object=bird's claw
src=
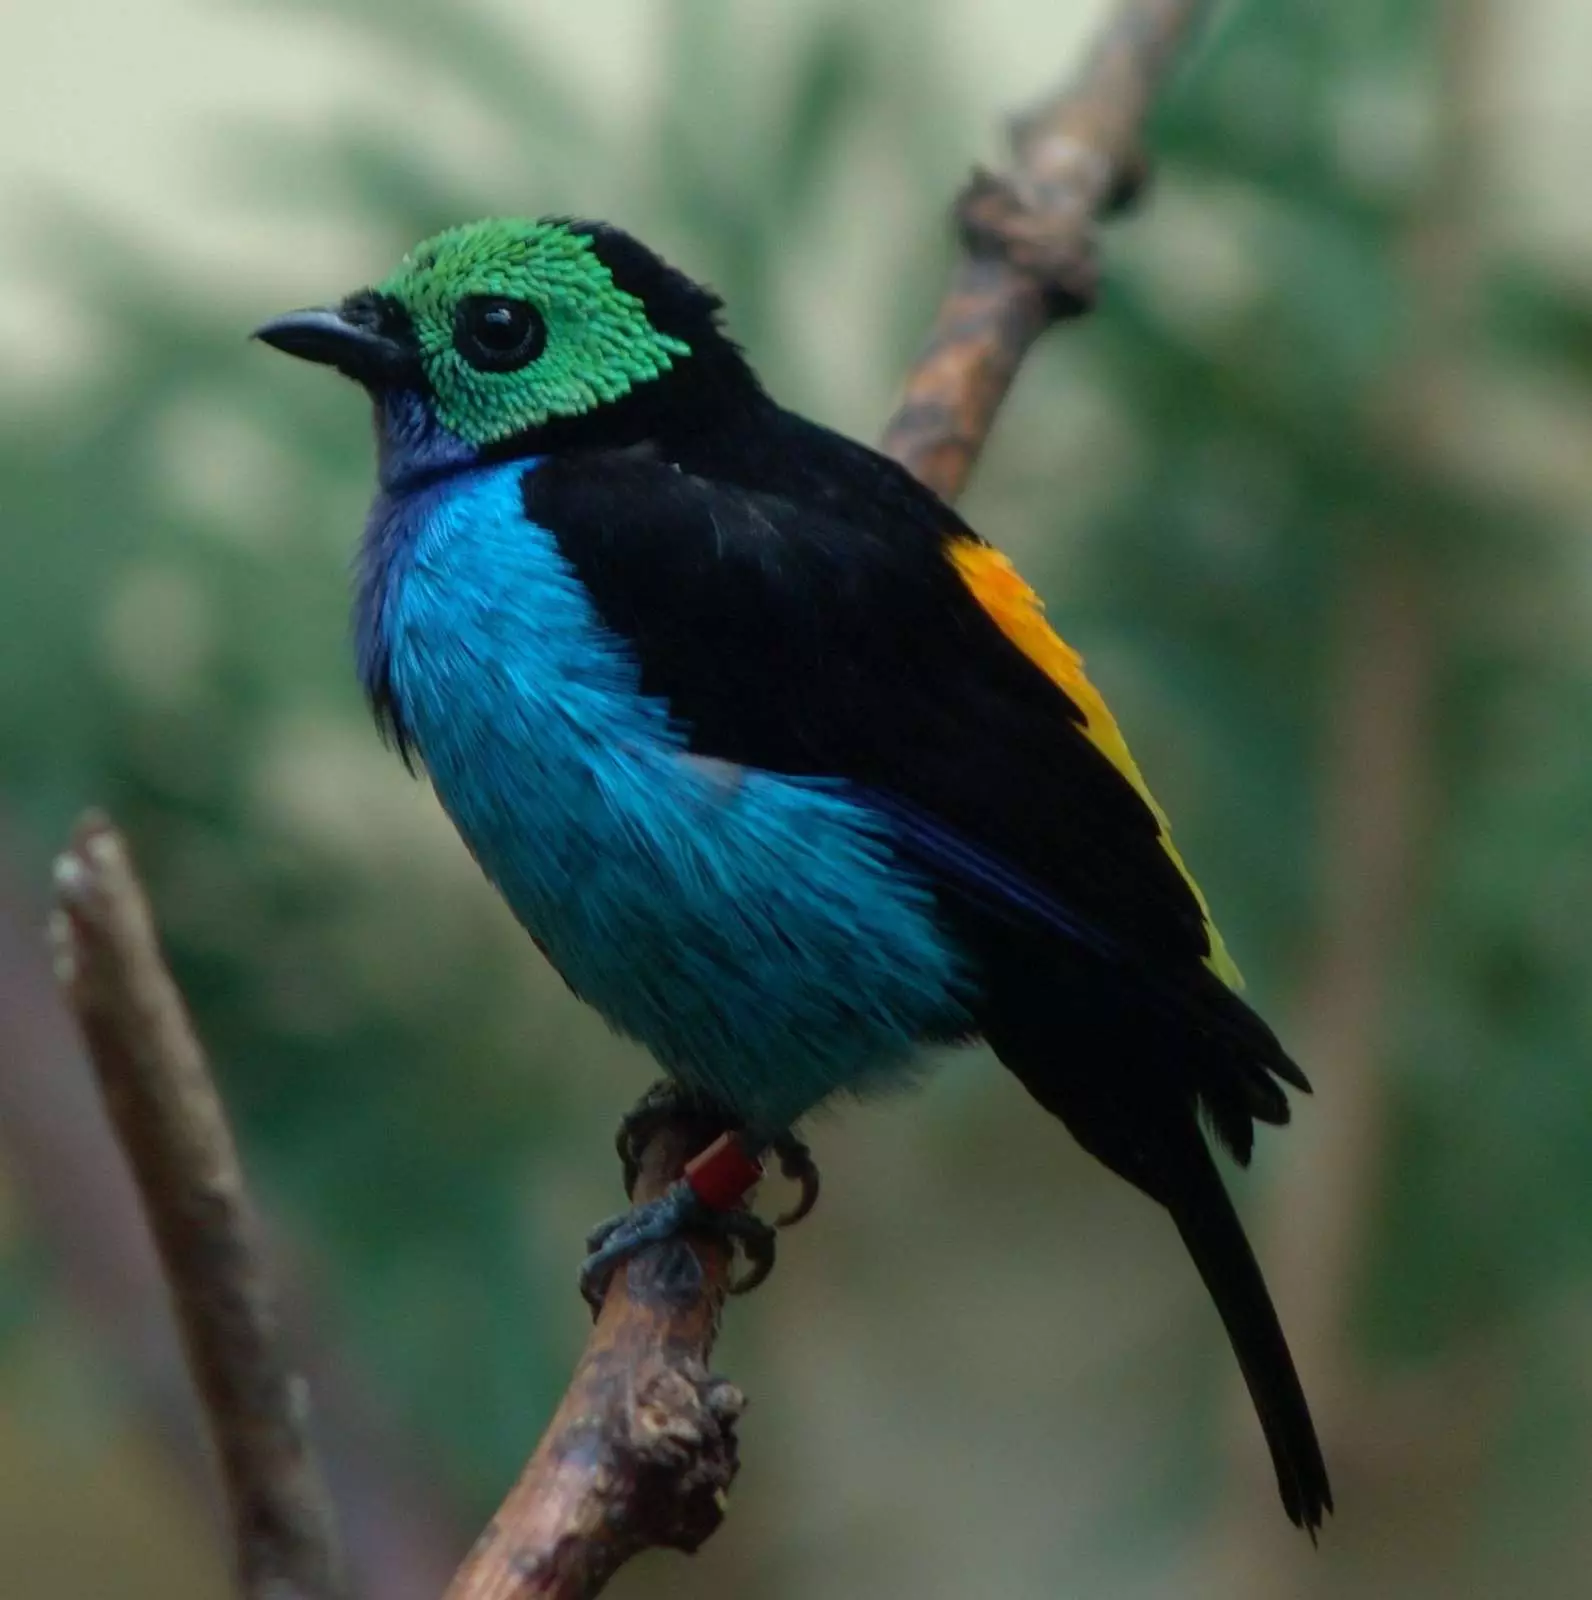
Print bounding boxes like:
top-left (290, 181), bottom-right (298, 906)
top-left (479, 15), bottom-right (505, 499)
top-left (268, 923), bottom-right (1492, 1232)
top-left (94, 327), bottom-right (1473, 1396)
top-left (719, 1207), bottom-right (778, 1295)
top-left (769, 1130), bottom-right (820, 1228)
top-left (579, 1180), bottom-right (777, 1312)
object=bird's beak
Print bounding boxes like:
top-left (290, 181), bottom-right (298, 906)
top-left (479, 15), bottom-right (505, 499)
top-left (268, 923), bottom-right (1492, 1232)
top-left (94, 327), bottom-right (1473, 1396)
top-left (252, 306), bottom-right (416, 387)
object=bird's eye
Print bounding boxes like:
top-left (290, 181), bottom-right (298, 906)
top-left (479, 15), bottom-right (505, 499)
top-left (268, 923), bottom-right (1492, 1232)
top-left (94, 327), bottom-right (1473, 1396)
top-left (454, 296), bottom-right (547, 372)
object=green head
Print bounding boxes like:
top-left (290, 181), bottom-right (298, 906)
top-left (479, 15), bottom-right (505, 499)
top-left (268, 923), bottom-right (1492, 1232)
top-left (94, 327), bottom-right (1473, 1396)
top-left (256, 217), bottom-right (757, 466)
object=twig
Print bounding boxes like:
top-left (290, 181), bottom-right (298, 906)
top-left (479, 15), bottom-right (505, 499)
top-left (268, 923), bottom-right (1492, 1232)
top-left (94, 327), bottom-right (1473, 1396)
top-left (0, 827), bottom-right (468, 1600)
top-left (455, 3), bottom-right (1218, 1596)
top-left (48, 814), bottom-right (345, 1600)
top-left (443, 1116), bottom-right (743, 1600)
top-left (881, 0), bottom-right (1212, 501)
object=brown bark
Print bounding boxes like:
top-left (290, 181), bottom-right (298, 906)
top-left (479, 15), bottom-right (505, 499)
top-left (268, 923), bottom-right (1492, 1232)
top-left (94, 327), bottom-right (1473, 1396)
top-left (880, 0), bottom-right (1211, 500)
top-left (442, 1120), bottom-right (742, 1600)
top-left (49, 815), bottom-right (346, 1600)
top-left (0, 829), bottom-right (465, 1600)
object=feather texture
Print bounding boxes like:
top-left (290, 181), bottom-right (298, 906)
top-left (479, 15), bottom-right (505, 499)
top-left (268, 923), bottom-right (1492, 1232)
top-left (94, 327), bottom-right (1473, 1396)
top-left (945, 538), bottom-right (1242, 989)
top-left (266, 214), bottom-right (1331, 1534)
top-left (364, 460), bottom-right (970, 1135)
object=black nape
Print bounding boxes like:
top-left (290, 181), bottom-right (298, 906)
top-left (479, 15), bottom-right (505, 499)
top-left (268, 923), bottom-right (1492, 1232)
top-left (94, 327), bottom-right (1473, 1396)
top-left (477, 220), bottom-right (772, 466)
top-left (565, 219), bottom-right (728, 349)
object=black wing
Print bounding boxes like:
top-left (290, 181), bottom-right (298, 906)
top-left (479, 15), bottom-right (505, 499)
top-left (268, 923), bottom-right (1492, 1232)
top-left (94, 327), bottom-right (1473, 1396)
top-left (524, 415), bottom-right (1215, 978)
top-left (524, 414), bottom-right (1330, 1531)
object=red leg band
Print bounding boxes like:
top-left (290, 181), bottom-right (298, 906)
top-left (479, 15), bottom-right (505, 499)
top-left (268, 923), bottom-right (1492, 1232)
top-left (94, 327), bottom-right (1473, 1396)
top-left (684, 1132), bottom-right (765, 1211)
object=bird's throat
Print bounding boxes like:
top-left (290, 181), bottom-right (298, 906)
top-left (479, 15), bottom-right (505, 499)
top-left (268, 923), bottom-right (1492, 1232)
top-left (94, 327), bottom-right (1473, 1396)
top-left (373, 388), bottom-right (483, 493)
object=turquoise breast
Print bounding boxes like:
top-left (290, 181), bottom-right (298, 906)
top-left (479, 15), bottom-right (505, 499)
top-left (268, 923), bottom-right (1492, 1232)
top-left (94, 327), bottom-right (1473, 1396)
top-left (367, 462), bottom-right (967, 1134)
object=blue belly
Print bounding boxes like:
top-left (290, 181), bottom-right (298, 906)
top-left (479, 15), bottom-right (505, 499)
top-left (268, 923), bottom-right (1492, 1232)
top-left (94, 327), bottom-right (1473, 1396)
top-left (366, 462), bottom-right (968, 1133)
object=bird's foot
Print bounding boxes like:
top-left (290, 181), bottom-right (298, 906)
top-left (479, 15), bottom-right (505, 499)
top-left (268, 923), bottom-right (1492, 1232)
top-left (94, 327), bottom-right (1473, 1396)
top-left (614, 1081), bottom-right (821, 1227)
top-left (589, 1083), bottom-right (820, 1312)
top-left (579, 1181), bottom-right (777, 1311)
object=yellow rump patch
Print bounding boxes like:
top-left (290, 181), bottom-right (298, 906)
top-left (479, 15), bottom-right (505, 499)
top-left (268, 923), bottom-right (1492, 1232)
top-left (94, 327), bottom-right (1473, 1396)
top-left (947, 538), bottom-right (1242, 990)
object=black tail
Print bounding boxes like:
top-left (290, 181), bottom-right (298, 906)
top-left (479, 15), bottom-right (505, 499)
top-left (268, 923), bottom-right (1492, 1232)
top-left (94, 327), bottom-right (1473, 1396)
top-left (1162, 1129), bottom-right (1333, 1534)
top-left (981, 940), bottom-right (1333, 1532)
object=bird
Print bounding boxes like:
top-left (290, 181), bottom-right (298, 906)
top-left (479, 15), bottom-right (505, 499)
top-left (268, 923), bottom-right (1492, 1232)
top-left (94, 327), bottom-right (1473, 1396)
top-left (255, 215), bottom-right (1332, 1533)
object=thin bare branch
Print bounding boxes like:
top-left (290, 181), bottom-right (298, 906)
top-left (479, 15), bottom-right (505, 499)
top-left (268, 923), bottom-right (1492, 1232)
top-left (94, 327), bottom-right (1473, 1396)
top-left (444, 1117), bottom-right (743, 1600)
top-left (48, 813), bottom-right (345, 1600)
top-left (449, 3), bottom-right (1219, 1594)
top-left (0, 825), bottom-right (479, 1600)
top-left (881, 0), bottom-right (1212, 500)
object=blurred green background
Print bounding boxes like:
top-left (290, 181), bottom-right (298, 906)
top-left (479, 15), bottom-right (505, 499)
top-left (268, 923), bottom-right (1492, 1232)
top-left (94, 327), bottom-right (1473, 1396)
top-left (4, 0), bottom-right (1592, 1594)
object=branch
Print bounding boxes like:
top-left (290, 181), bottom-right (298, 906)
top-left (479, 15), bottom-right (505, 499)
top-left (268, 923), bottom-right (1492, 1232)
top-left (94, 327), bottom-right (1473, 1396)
top-left (458, 4), bottom-right (1217, 1595)
top-left (0, 827), bottom-right (467, 1600)
top-left (881, 0), bottom-right (1212, 501)
top-left (442, 1118), bottom-right (742, 1600)
top-left (49, 815), bottom-right (346, 1600)
top-left (42, 7), bottom-right (1214, 1599)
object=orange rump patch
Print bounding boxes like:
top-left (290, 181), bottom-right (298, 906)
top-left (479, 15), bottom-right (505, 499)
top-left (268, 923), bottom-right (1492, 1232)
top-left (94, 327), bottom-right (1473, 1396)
top-left (947, 538), bottom-right (1242, 989)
